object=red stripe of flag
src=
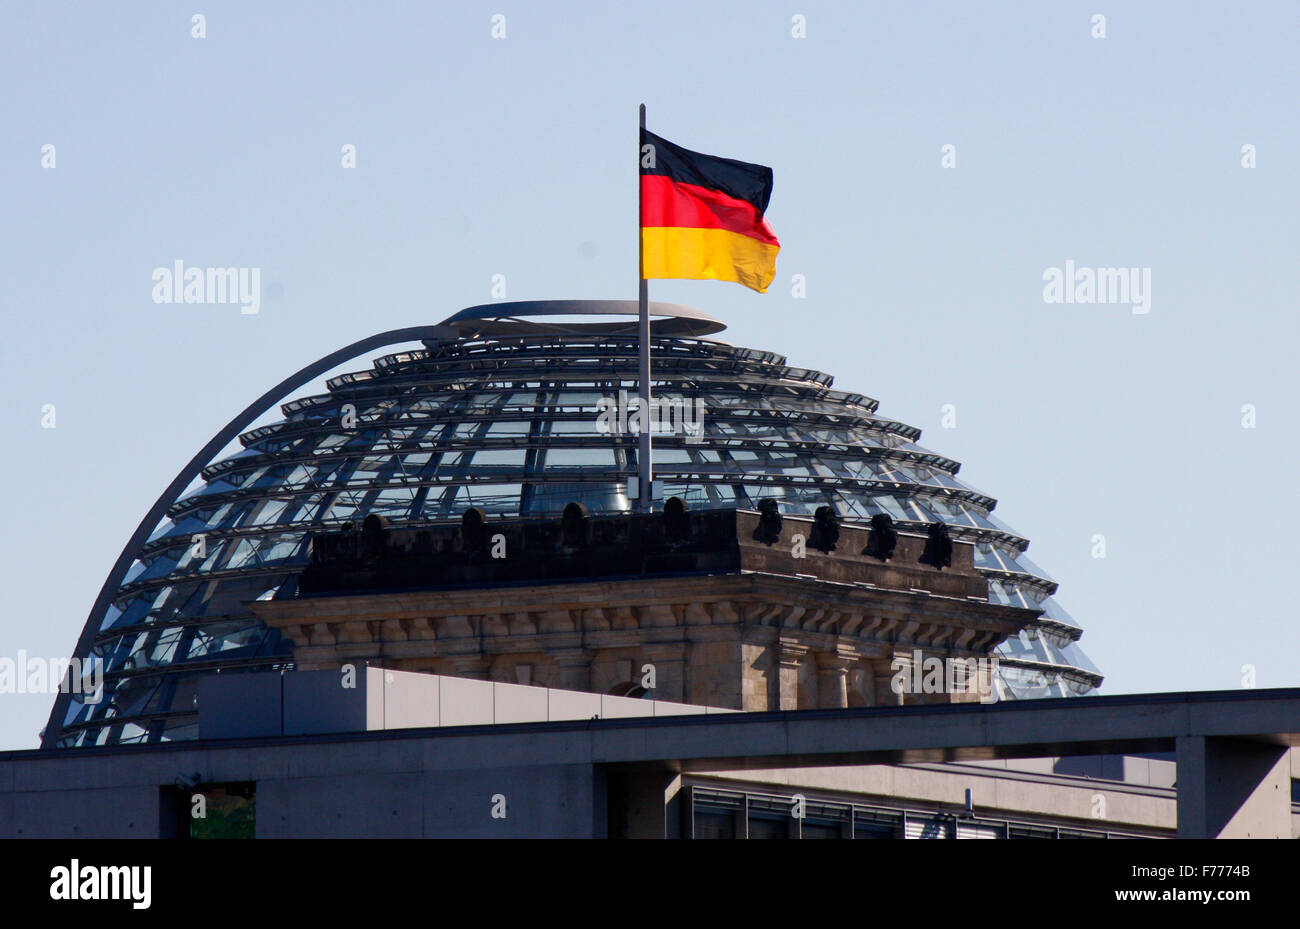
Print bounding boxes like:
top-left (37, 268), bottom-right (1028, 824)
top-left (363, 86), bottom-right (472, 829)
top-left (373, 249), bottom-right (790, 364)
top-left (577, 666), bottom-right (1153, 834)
top-left (640, 175), bottom-right (780, 247)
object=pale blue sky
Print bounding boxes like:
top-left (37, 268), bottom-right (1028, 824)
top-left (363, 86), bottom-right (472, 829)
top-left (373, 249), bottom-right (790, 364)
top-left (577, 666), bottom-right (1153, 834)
top-left (2, 1), bottom-right (1297, 749)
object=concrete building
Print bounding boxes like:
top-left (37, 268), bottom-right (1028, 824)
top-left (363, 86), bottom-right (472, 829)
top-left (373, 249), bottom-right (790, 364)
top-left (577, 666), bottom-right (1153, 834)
top-left (6, 672), bottom-right (1300, 838)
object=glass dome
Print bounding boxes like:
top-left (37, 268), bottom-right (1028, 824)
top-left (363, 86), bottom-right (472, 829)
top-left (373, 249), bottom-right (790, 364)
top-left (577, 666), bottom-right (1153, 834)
top-left (48, 301), bottom-right (1102, 747)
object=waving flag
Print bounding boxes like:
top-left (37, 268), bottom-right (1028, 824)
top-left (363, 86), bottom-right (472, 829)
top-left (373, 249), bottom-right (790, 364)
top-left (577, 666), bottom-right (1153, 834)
top-left (640, 129), bottom-right (780, 293)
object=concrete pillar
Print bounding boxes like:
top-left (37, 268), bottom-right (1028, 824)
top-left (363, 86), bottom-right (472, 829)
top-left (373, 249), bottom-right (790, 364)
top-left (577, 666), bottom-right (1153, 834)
top-left (1176, 736), bottom-right (1290, 838)
top-left (605, 769), bottom-right (682, 838)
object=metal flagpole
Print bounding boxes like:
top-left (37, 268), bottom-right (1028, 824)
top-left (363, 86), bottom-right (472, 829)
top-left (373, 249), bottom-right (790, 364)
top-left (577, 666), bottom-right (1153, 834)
top-left (637, 102), bottom-right (653, 513)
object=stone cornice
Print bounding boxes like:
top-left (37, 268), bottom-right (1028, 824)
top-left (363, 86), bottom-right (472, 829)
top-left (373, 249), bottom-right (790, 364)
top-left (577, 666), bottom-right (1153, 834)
top-left (252, 570), bottom-right (1035, 668)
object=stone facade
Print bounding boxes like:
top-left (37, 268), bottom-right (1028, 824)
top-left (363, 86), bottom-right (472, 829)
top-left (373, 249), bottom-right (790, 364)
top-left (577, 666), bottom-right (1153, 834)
top-left (252, 508), bottom-right (1037, 710)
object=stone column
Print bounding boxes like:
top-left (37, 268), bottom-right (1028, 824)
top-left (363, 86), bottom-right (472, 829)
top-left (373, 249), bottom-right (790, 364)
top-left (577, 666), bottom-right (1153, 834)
top-left (850, 663), bottom-right (876, 707)
top-left (815, 653), bottom-right (852, 709)
top-left (642, 643), bottom-right (688, 703)
top-left (871, 656), bottom-right (905, 706)
top-left (448, 656), bottom-right (492, 680)
top-left (552, 649), bottom-right (594, 692)
top-left (775, 640), bottom-right (808, 711)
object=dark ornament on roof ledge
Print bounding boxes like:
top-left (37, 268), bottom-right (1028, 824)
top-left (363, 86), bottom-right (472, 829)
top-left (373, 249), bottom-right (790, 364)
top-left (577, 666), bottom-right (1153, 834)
top-left (919, 521), bottom-right (953, 570)
top-left (752, 499), bottom-right (783, 545)
top-left (808, 505), bottom-right (839, 553)
top-left (561, 501), bottom-right (589, 549)
top-left (663, 496), bottom-right (691, 543)
top-left (461, 508), bottom-right (488, 554)
top-left (862, 513), bottom-right (898, 562)
top-left (360, 514), bottom-right (388, 564)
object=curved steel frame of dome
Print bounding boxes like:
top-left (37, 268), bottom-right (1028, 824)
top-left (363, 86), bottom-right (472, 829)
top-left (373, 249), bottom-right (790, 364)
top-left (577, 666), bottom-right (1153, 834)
top-left (44, 301), bottom-right (1102, 749)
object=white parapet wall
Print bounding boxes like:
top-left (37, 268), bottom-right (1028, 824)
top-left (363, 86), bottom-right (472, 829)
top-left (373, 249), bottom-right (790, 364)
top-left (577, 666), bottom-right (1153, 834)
top-left (198, 667), bottom-right (736, 739)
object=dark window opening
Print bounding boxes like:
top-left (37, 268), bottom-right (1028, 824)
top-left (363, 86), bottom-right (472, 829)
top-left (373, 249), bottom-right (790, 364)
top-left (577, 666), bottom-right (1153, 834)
top-left (160, 781), bottom-right (255, 839)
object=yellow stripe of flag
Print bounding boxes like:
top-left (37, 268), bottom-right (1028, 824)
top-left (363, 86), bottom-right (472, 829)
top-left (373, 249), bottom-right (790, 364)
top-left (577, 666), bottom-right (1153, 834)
top-left (642, 227), bottom-right (779, 294)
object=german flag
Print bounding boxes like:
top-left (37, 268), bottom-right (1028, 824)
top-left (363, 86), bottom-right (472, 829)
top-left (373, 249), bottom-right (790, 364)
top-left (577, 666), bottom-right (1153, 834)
top-left (640, 129), bottom-right (780, 293)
